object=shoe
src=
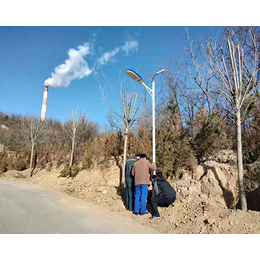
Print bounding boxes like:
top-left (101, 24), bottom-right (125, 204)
top-left (150, 216), bottom-right (160, 220)
top-left (140, 211), bottom-right (148, 215)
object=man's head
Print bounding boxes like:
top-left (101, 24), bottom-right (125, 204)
top-left (140, 153), bottom-right (147, 159)
top-left (135, 153), bottom-right (141, 160)
top-left (151, 174), bottom-right (156, 181)
top-left (151, 171), bottom-right (162, 181)
top-left (151, 174), bottom-right (160, 182)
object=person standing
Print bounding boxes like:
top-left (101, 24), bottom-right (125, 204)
top-left (131, 154), bottom-right (156, 215)
top-left (150, 174), bottom-right (176, 219)
top-left (125, 154), bottom-right (140, 211)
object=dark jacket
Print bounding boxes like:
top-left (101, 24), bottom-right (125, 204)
top-left (125, 156), bottom-right (138, 179)
top-left (152, 177), bottom-right (176, 200)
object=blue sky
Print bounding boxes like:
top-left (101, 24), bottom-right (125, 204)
top-left (0, 26), bottom-right (219, 129)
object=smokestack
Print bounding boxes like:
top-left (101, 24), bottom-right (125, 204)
top-left (41, 86), bottom-right (48, 121)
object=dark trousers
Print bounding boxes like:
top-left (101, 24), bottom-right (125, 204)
top-left (150, 196), bottom-right (175, 217)
top-left (125, 177), bottom-right (134, 211)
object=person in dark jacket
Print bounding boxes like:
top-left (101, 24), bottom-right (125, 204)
top-left (150, 174), bottom-right (176, 219)
top-left (125, 154), bottom-right (140, 211)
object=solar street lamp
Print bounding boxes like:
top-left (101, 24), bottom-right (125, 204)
top-left (126, 68), bottom-right (165, 174)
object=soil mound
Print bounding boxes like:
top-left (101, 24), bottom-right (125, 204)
top-left (4, 170), bottom-right (27, 178)
top-left (1, 150), bottom-right (260, 233)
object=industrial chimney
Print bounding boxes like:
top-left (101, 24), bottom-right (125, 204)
top-left (40, 86), bottom-right (48, 121)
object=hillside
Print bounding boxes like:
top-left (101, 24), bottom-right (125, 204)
top-left (1, 150), bottom-right (260, 234)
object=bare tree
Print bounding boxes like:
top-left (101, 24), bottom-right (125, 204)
top-left (207, 27), bottom-right (260, 210)
top-left (100, 83), bottom-right (140, 185)
top-left (173, 29), bottom-right (217, 116)
top-left (63, 109), bottom-right (83, 167)
top-left (121, 89), bottom-right (138, 184)
top-left (21, 116), bottom-right (45, 176)
top-left (109, 89), bottom-right (139, 185)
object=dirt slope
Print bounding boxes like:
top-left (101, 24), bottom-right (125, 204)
top-left (1, 160), bottom-right (260, 234)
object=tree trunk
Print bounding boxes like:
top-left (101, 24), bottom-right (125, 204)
top-left (236, 104), bottom-right (248, 210)
top-left (205, 92), bottom-right (211, 115)
top-left (121, 126), bottom-right (129, 185)
top-left (70, 133), bottom-right (75, 167)
top-left (30, 141), bottom-right (35, 171)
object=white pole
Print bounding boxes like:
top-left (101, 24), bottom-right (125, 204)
top-left (152, 76), bottom-right (156, 175)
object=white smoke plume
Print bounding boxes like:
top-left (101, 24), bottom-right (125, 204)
top-left (44, 40), bottom-right (139, 88)
top-left (96, 40), bottom-right (139, 68)
top-left (96, 47), bottom-right (120, 67)
top-left (44, 43), bottom-right (92, 88)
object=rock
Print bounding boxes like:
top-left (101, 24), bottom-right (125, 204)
top-left (203, 219), bottom-right (209, 225)
top-left (102, 190), bottom-right (108, 195)
top-left (196, 165), bottom-right (205, 180)
top-left (179, 188), bottom-right (189, 199)
top-left (83, 182), bottom-right (90, 187)
top-left (229, 220), bottom-right (234, 226)
top-left (181, 171), bottom-right (190, 180)
top-left (107, 178), bottom-right (119, 186)
top-left (200, 176), bottom-right (213, 196)
top-left (208, 218), bottom-right (216, 225)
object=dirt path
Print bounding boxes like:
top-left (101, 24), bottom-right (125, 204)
top-left (0, 180), bottom-right (157, 234)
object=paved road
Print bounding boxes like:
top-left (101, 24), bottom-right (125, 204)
top-left (0, 180), bottom-right (157, 234)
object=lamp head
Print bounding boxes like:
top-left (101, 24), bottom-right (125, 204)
top-left (126, 69), bottom-right (143, 83)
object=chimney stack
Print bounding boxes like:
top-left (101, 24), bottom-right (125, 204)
top-left (41, 86), bottom-right (48, 121)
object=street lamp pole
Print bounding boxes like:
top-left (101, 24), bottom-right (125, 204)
top-left (126, 69), bottom-right (165, 174)
top-left (152, 76), bottom-right (156, 166)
